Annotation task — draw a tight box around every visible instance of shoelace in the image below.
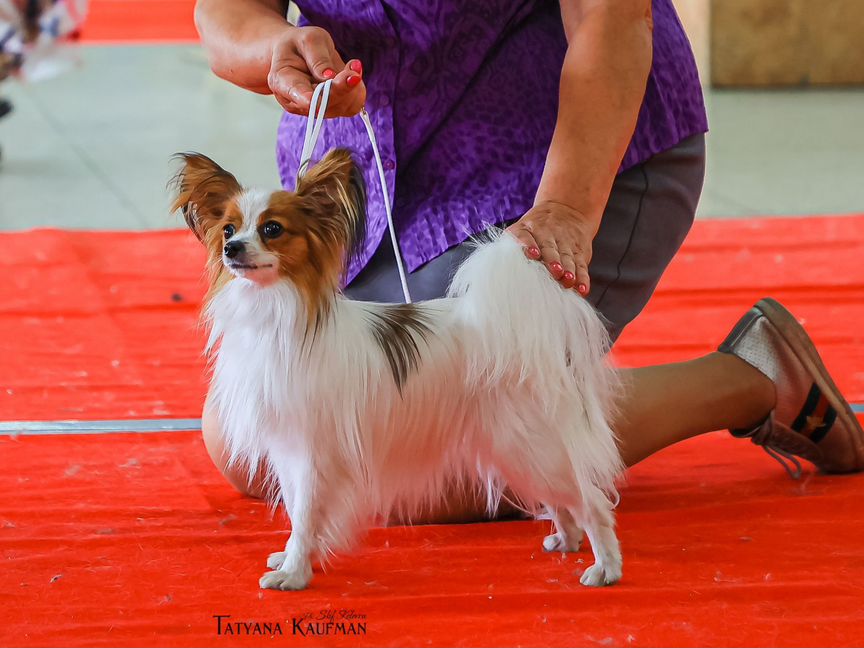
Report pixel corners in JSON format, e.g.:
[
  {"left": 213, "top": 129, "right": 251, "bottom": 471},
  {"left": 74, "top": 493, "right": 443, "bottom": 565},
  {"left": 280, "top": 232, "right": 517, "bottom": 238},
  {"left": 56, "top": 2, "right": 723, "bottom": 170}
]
[
  {"left": 734, "top": 423, "right": 804, "bottom": 479},
  {"left": 761, "top": 445, "right": 803, "bottom": 480},
  {"left": 297, "top": 79, "right": 412, "bottom": 304}
]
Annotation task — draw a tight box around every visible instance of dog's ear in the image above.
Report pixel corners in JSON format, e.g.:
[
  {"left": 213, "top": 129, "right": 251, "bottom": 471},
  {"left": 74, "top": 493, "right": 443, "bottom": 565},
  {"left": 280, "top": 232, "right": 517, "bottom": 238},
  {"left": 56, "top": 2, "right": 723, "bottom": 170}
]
[
  {"left": 169, "top": 153, "right": 242, "bottom": 241},
  {"left": 296, "top": 148, "right": 367, "bottom": 262}
]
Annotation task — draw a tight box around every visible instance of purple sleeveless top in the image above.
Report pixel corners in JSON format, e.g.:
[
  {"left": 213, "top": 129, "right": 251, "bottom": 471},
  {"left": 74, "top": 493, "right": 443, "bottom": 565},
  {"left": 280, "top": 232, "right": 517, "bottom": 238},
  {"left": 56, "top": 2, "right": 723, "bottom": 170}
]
[{"left": 276, "top": 0, "right": 708, "bottom": 283}]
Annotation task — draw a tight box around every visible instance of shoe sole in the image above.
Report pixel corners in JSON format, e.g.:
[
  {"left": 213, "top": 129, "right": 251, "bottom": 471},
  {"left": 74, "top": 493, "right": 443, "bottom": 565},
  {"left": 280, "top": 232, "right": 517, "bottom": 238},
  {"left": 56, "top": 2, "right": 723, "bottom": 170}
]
[{"left": 756, "top": 297, "right": 864, "bottom": 472}]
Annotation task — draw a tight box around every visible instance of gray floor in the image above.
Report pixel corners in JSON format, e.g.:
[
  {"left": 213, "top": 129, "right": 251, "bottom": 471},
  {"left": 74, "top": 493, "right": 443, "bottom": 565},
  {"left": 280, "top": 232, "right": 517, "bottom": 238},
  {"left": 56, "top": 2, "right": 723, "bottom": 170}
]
[
  {"left": 1, "top": 44, "right": 862, "bottom": 231},
  {"left": 0, "top": 46, "right": 284, "bottom": 230}
]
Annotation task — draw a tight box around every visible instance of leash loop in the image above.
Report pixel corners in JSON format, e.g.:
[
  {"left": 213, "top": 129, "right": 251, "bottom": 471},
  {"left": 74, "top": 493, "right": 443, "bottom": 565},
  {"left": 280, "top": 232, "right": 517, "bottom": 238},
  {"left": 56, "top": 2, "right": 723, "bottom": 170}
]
[{"left": 297, "top": 79, "right": 412, "bottom": 303}]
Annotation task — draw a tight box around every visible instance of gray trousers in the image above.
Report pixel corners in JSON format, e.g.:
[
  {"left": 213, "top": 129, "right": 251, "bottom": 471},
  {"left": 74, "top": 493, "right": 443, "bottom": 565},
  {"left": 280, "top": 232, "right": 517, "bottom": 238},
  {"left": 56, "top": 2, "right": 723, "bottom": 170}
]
[{"left": 345, "top": 134, "right": 707, "bottom": 342}]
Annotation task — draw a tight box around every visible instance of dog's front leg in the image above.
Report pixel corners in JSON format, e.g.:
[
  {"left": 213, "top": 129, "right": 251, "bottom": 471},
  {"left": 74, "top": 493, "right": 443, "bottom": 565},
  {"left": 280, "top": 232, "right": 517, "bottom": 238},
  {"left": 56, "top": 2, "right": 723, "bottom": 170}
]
[{"left": 259, "top": 449, "right": 316, "bottom": 591}]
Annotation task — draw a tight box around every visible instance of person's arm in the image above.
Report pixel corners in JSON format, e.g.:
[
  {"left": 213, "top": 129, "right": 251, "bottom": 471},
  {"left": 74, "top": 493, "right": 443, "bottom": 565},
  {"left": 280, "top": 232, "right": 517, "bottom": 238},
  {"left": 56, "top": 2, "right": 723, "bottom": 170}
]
[
  {"left": 507, "top": 0, "right": 653, "bottom": 293},
  {"left": 194, "top": 0, "right": 292, "bottom": 94},
  {"left": 194, "top": 0, "right": 366, "bottom": 116}
]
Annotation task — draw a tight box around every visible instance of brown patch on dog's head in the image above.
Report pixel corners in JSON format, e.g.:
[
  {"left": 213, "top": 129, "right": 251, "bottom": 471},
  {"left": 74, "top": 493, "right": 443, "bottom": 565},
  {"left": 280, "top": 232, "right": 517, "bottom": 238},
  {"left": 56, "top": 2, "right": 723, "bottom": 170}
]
[
  {"left": 169, "top": 152, "right": 244, "bottom": 300},
  {"left": 269, "top": 148, "right": 367, "bottom": 322},
  {"left": 169, "top": 153, "right": 242, "bottom": 241},
  {"left": 169, "top": 149, "right": 366, "bottom": 329}
]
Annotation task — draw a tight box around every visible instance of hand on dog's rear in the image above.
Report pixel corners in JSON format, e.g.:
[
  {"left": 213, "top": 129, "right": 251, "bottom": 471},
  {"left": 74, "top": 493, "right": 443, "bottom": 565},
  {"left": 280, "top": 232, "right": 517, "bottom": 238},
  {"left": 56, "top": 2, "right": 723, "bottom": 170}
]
[
  {"left": 268, "top": 26, "right": 366, "bottom": 116},
  {"left": 507, "top": 201, "right": 597, "bottom": 295}
]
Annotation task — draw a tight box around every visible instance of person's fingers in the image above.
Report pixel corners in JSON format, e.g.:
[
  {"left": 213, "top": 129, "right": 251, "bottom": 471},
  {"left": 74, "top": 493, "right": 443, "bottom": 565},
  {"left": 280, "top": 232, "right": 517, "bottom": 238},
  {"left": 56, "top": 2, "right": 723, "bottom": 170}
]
[
  {"left": 346, "top": 58, "right": 362, "bottom": 89},
  {"left": 340, "top": 60, "right": 365, "bottom": 111},
  {"left": 322, "top": 39, "right": 347, "bottom": 80},
  {"left": 329, "top": 64, "right": 352, "bottom": 87},
  {"left": 273, "top": 91, "right": 310, "bottom": 116},
  {"left": 295, "top": 26, "right": 344, "bottom": 81},
  {"left": 558, "top": 249, "right": 577, "bottom": 289},
  {"left": 509, "top": 227, "right": 541, "bottom": 259},
  {"left": 341, "top": 82, "right": 367, "bottom": 116},
  {"left": 272, "top": 92, "right": 297, "bottom": 114},
  {"left": 539, "top": 240, "right": 564, "bottom": 280},
  {"left": 269, "top": 65, "right": 314, "bottom": 113},
  {"left": 320, "top": 60, "right": 365, "bottom": 117},
  {"left": 574, "top": 257, "right": 591, "bottom": 295}
]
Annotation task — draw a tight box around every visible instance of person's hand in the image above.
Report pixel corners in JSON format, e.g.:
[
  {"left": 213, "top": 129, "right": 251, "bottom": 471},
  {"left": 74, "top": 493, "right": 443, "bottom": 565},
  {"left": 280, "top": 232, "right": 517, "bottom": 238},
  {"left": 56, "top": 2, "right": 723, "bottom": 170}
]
[
  {"left": 268, "top": 26, "right": 366, "bottom": 117},
  {"left": 506, "top": 201, "right": 598, "bottom": 294}
]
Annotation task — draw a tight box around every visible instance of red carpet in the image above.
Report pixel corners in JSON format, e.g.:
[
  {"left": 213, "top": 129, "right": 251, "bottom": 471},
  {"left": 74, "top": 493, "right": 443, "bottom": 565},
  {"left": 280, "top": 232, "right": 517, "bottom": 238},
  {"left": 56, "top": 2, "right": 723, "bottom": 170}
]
[
  {"left": 79, "top": 0, "right": 198, "bottom": 43},
  {"left": 1, "top": 215, "right": 864, "bottom": 646}
]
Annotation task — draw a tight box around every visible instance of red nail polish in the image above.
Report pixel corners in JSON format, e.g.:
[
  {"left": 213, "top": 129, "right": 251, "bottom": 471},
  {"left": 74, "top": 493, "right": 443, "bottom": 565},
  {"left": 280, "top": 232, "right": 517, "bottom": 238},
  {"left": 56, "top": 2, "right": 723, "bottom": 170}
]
[
  {"left": 528, "top": 246, "right": 540, "bottom": 258},
  {"left": 350, "top": 60, "right": 363, "bottom": 74},
  {"left": 322, "top": 68, "right": 335, "bottom": 79},
  {"left": 550, "top": 262, "right": 563, "bottom": 274},
  {"left": 578, "top": 283, "right": 588, "bottom": 294},
  {"left": 347, "top": 75, "right": 361, "bottom": 88},
  {"left": 563, "top": 272, "right": 574, "bottom": 282}
]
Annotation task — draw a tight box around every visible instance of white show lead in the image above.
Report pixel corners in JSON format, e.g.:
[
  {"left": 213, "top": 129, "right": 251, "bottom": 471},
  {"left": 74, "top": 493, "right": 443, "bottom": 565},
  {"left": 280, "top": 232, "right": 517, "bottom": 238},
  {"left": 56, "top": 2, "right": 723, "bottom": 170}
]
[{"left": 296, "top": 79, "right": 412, "bottom": 304}]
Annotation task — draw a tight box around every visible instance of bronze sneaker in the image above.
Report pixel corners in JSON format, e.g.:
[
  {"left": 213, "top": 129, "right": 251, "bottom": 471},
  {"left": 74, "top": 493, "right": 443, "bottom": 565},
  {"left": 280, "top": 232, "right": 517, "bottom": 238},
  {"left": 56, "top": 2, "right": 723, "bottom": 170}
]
[{"left": 719, "top": 298, "right": 864, "bottom": 477}]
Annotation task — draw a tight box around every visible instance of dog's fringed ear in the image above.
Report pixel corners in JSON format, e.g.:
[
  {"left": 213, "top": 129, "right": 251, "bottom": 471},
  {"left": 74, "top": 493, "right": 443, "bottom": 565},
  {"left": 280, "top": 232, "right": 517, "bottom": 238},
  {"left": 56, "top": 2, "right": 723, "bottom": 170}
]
[
  {"left": 169, "top": 153, "right": 242, "bottom": 241},
  {"left": 296, "top": 148, "right": 367, "bottom": 262}
]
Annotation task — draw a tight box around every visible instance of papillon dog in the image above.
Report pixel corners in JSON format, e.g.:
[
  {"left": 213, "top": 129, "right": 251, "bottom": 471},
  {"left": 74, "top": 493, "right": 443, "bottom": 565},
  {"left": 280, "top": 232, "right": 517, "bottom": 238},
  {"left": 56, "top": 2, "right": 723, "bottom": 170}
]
[{"left": 171, "top": 149, "right": 624, "bottom": 591}]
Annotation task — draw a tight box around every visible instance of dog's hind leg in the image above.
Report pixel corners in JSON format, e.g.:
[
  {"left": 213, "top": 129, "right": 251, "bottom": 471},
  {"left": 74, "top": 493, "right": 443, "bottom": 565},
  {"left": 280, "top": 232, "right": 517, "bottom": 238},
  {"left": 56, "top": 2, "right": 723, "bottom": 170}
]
[
  {"left": 542, "top": 505, "right": 584, "bottom": 553},
  {"left": 259, "top": 447, "right": 317, "bottom": 591},
  {"left": 575, "top": 486, "right": 622, "bottom": 587}
]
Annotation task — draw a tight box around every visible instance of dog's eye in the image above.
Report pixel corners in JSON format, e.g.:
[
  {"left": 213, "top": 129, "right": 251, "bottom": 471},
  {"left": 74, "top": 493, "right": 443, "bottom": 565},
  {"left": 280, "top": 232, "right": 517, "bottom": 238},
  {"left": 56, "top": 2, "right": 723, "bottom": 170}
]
[
  {"left": 223, "top": 224, "right": 235, "bottom": 239},
  {"left": 261, "top": 221, "right": 284, "bottom": 240}
]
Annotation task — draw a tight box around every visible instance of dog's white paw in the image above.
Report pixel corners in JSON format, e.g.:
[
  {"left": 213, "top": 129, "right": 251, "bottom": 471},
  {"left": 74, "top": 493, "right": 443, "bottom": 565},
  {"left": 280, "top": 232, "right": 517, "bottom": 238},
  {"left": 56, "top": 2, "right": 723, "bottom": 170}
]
[
  {"left": 543, "top": 530, "right": 583, "bottom": 553},
  {"left": 579, "top": 562, "right": 622, "bottom": 587},
  {"left": 259, "top": 568, "right": 311, "bottom": 591},
  {"left": 267, "top": 551, "right": 287, "bottom": 570}
]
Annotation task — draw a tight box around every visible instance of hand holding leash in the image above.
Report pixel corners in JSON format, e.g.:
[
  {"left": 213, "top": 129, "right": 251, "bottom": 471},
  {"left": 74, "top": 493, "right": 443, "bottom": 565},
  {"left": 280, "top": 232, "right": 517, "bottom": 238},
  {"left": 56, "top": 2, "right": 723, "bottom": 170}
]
[{"left": 268, "top": 26, "right": 365, "bottom": 116}]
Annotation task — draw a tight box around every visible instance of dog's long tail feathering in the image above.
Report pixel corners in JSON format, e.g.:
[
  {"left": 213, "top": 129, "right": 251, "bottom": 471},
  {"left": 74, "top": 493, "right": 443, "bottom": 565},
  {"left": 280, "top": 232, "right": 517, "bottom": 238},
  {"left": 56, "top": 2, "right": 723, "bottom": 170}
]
[{"left": 449, "top": 232, "right": 623, "bottom": 511}]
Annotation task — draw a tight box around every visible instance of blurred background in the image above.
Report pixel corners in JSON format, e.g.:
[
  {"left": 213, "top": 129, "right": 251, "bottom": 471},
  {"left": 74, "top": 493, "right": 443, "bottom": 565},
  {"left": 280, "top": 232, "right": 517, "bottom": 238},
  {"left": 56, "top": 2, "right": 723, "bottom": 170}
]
[{"left": 0, "top": 0, "right": 862, "bottom": 231}]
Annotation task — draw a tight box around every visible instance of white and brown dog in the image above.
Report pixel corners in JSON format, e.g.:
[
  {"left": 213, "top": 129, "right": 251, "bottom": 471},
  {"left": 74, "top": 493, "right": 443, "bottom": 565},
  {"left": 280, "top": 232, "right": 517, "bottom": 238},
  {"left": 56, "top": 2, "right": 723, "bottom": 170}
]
[{"left": 171, "top": 149, "right": 624, "bottom": 591}]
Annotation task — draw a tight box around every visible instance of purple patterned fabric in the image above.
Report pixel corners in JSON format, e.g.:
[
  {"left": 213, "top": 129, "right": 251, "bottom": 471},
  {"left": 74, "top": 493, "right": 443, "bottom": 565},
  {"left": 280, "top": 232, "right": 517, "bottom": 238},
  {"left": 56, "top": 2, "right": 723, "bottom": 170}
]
[{"left": 276, "top": 0, "right": 708, "bottom": 283}]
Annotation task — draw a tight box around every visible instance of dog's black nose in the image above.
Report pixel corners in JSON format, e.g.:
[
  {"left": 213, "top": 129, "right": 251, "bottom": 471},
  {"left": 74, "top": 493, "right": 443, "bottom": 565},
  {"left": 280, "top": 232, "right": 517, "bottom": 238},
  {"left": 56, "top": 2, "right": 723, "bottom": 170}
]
[{"left": 224, "top": 240, "right": 245, "bottom": 259}]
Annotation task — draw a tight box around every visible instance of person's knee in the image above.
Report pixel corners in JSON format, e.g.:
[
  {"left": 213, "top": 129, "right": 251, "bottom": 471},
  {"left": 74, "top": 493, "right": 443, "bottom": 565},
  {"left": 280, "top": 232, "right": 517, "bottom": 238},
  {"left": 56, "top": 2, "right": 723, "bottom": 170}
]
[{"left": 202, "top": 401, "right": 266, "bottom": 498}]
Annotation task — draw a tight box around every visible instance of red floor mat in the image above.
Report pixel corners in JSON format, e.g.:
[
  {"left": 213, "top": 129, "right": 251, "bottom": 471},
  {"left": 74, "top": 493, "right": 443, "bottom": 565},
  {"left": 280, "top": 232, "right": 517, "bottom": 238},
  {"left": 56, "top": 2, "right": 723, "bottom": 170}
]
[
  {"left": 79, "top": 0, "right": 198, "bottom": 43},
  {"left": 2, "top": 215, "right": 864, "bottom": 647},
  {"left": 3, "top": 430, "right": 863, "bottom": 647}
]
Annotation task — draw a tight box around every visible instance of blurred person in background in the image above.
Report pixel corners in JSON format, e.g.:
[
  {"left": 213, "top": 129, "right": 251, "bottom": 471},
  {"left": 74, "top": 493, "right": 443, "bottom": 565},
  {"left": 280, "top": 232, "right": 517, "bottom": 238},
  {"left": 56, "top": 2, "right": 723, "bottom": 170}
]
[
  {"left": 0, "top": 0, "right": 88, "bottom": 161},
  {"left": 0, "top": 0, "right": 25, "bottom": 125},
  {"left": 0, "top": 0, "right": 88, "bottom": 138}
]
